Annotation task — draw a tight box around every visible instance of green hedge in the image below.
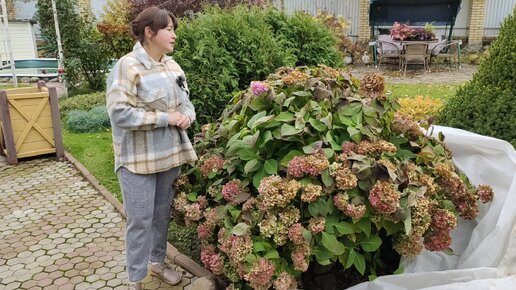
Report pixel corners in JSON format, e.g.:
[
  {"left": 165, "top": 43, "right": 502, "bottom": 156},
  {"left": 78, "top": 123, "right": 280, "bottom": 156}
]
[
  {"left": 59, "top": 92, "right": 106, "bottom": 117},
  {"left": 438, "top": 7, "right": 516, "bottom": 146},
  {"left": 174, "top": 6, "right": 342, "bottom": 132},
  {"left": 65, "top": 105, "right": 110, "bottom": 133}
]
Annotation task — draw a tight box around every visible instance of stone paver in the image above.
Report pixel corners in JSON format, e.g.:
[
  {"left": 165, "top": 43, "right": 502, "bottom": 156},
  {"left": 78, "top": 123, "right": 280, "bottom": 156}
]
[{"left": 0, "top": 156, "right": 197, "bottom": 289}]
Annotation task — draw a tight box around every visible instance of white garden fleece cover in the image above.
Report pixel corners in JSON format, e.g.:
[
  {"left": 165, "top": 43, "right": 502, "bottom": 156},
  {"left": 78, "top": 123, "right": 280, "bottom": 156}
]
[{"left": 349, "top": 126, "right": 516, "bottom": 290}]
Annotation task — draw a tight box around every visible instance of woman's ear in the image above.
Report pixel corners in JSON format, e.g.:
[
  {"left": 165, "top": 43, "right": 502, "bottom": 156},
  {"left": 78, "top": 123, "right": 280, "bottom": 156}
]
[{"left": 144, "top": 26, "right": 154, "bottom": 40}]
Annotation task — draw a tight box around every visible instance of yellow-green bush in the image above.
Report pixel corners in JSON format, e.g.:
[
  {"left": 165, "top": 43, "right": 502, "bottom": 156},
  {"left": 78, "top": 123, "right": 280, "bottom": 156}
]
[{"left": 398, "top": 96, "right": 443, "bottom": 121}]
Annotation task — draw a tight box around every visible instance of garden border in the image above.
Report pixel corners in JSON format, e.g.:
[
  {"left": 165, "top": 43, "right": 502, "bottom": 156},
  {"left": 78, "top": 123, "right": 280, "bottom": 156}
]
[{"left": 63, "top": 151, "right": 212, "bottom": 278}]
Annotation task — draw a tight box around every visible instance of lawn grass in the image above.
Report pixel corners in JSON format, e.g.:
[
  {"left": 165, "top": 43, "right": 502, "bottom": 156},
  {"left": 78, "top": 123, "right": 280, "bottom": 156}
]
[
  {"left": 62, "top": 129, "right": 121, "bottom": 201},
  {"left": 385, "top": 83, "right": 463, "bottom": 100}
]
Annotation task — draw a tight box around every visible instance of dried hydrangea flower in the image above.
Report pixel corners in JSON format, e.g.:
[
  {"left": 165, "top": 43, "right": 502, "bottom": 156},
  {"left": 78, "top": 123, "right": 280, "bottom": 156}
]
[
  {"left": 476, "top": 185, "right": 494, "bottom": 203},
  {"left": 429, "top": 208, "right": 457, "bottom": 232},
  {"left": 308, "top": 217, "right": 326, "bottom": 234},
  {"left": 291, "top": 241, "right": 311, "bottom": 272},
  {"left": 273, "top": 271, "right": 298, "bottom": 290},
  {"left": 392, "top": 113, "right": 423, "bottom": 140},
  {"left": 359, "top": 73, "right": 386, "bottom": 99},
  {"left": 424, "top": 230, "right": 452, "bottom": 252},
  {"left": 301, "top": 183, "right": 323, "bottom": 203},
  {"left": 368, "top": 180, "right": 400, "bottom": 214},
  {"left": 200, "top": 155, "right": 225, "bottom": 177},
  {"left": 333, "top": 167, "right": 358, "bottom": 190},
  {"left": 393, "top": 234, "right": 424, "bottom": 257},
  {"left": 258, "top": 176, "right": 300, "bottom": 208}
]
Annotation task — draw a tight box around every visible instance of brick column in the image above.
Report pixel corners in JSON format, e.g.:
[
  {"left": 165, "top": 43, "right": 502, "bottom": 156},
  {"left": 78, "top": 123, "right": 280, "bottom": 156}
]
[
  {"left": 358, "top": 0, "right": 370, "bottom": 41},
  {"left": 76, "top": 0, "right": 92, "bottom": 17},
  {"left": 6, "top": 0, "right": 16, "bottom": 21},
  {"left": 468, "top": 0, "right": 487, "bottom": 49}
]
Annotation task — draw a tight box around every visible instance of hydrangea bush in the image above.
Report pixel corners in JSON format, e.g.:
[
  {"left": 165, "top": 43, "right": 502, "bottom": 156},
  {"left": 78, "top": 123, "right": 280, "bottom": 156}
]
[{"left": 174, "top": 67, "right": 494, "bottom": 289}]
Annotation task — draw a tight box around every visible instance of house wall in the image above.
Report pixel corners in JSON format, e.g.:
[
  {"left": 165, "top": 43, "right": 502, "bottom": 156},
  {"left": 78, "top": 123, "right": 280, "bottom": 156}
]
[
  {"left": 0, "top": 21, "right": 37, "bottom": 59},
  {"left": 484, "top": 0, "right": 516, "bottom": 36},
  {"left": 273, "top": 0, "right": 515, "bottom": 42}
]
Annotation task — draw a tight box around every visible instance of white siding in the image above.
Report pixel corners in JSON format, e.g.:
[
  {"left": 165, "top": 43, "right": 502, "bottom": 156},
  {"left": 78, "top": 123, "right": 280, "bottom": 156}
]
[
  {"left": 0, "top": 22, "right": 37, "bottom": 59},
  {"left": 272, "top": 0, "right": 361, "bottom": 40},
  {"left": 484, "top": 0, "right": 516, "bottom": 36}
]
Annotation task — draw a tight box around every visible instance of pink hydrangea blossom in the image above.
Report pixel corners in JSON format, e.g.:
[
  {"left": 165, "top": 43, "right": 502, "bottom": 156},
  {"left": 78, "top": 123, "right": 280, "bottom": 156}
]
[
  {"left": 244, "top": 258, "right": 275, "bottom": 290},
  {"left": 341, "top": 141, "right": 356, "bottom": 154},
  {"left": 222, "top": 180, "right": 243, "bottom": 203},
  {"left": 287, "top": 156, "right": 305, "bottom": 177},
  {"left": 251, "top": 81, "right": 269, "bottom": 96},
  {"left": 288, "top": 223, "right": 305, "bottom": 245},
  {"left": 197, "top": 223, "right": 213, "bottom": 240},
  {"left": 200, "top": 245, "right": 224, "bottom": 275}
]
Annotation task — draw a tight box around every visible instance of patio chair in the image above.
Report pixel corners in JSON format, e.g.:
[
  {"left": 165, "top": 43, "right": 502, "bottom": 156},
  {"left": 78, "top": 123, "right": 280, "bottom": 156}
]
[
  {"left": 430, "top": 40, "right": 461, "bottom": 70},
  {"left": 376, "top": 40, "right": 403, "bottom": 70},
  {"left": 402, "top": 43, "right": 429, "bottom": 74}
]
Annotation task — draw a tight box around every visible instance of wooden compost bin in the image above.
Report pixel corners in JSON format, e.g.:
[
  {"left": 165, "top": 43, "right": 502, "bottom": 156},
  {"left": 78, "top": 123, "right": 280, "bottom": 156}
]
[{"left": 0, "top": 82, "right": 64, "bottom": 165}]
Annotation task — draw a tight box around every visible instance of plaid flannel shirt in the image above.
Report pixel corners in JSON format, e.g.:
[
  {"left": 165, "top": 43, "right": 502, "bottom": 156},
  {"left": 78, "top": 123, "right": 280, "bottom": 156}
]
[{"left": 106, "top": 42, "right": 198, "bottom": 174}]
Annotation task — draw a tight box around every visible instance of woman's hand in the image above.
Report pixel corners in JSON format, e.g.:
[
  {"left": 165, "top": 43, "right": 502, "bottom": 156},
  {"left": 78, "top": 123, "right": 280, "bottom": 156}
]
[
  {"left": 168, "top": 111, "right": 182, "bottom": 126},
  {"left": 168, "top": 111, "right": 191, "bottom": 129},
  {"left": 176, "top": 114, "right": 191, "bottom": 129}
]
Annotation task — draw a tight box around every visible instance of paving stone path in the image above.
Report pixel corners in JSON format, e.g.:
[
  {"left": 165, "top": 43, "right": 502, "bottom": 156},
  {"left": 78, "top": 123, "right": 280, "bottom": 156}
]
[{"left": 0, "top": 156, "right": 198, "bottom": 290}]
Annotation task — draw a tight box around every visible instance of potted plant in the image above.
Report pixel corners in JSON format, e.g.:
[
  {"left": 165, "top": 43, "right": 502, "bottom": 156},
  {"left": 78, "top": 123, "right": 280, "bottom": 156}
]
[{"left": 390, "top": 22, "right": 436, "bottom": 41}]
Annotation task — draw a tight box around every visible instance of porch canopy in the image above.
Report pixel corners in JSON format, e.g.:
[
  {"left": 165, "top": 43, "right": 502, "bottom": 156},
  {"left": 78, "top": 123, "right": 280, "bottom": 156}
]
[{"left": 369, "top": 0, "right": 462, "bottom": 40}]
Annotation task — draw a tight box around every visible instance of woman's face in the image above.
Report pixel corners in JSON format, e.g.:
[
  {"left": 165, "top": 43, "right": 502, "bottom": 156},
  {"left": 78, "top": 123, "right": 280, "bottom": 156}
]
[{"left": 147, "top": 17, "right": 176, "bottom": 55}]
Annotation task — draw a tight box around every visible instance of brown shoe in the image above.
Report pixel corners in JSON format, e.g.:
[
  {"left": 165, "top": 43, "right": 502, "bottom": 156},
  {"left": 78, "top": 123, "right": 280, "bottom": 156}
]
[
  {"left": 128, "top": 281, "right": 143, "bottom": 290},
  {"left": 149, "top": 262, "right": 182, "bottom": 286}
]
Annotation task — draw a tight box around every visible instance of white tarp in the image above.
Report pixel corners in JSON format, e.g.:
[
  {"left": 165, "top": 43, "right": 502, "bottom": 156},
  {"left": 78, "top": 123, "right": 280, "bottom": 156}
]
[{"left": 349, "top": 126, "right": 516, "bottom": 290}]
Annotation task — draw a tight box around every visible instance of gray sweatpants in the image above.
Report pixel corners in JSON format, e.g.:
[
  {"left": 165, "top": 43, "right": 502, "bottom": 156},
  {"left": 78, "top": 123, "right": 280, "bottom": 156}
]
[{"left": 117, "top": 166, "right": 181, "bottom": 282}]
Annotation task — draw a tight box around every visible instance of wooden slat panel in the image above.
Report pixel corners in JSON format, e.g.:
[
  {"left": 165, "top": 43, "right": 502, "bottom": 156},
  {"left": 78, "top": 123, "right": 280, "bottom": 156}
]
[
  {"left": 4, "top": 87, "right": 41, "bottom": 94},
  {"left": 19, "top": 140, "right": 54, "bottom": 152},
  {"left": 9, "top": 105, "right": 52, "bottom": 120},
  {"left": 8, "top": 97, "right": 49, "bottom": 106},
  {"left": 17, "top": 148, "right": 56, "bottom": 158},
  {"left": 11, "top": 116, "right": 53, "bottom": 133},
  {"left": 13, "top": 129, "right": 54, "bottom": 144},
  {"left": 8, "top": 92, "right": 49, "bottom": 100}
]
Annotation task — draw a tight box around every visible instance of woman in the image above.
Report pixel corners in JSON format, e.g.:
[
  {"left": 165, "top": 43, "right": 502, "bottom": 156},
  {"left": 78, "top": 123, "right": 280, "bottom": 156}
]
[{"left": 106, "top": 7, "right": 197, "bottom": 290}]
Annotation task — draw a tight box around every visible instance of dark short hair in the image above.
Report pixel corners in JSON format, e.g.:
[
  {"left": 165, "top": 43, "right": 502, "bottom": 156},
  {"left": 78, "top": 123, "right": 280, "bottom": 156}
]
[{"left": 131, "top": 6, "right": 178, "bottom": 44}]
